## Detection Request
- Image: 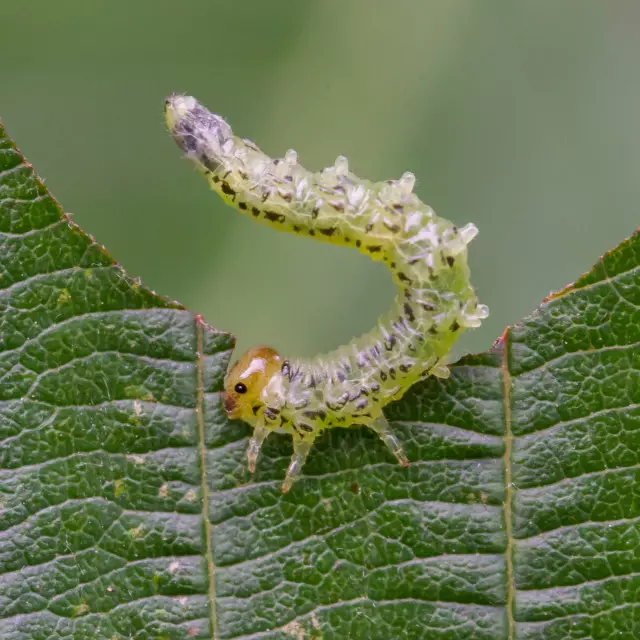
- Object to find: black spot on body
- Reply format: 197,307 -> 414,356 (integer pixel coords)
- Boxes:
238,202 -> 247,210
403,302 -> 415,322
380,371 -> 387,381
397,272 -> 412,285
384,335 -> 397,351
355,239 -> 361,248
367,245 -> 381,253
446,256 -> 455,267
251,207 -> 260,217
320,227 -> 336,236
212,175 -> 221,183
303,409 -> 326,421
399,364 -> 411,373
221,182 -> 236,198
252,405 -> 261,415
450,320 -> 460,332
299,423 -> 314,433
265,210 -> 285,223
202,155 -> 221,172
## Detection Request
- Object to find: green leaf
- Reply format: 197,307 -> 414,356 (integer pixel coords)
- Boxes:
0,122 -> 638,640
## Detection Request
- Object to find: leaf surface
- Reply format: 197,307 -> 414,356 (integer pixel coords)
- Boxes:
0,123 -> 638,639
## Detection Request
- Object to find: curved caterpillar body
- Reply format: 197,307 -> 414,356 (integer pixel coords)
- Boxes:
165,94 -> 488,493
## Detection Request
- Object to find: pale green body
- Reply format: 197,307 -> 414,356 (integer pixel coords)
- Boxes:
165,95 -> 488,491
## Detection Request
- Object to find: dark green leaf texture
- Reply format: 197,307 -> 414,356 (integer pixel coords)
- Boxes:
0,123 -> 638,640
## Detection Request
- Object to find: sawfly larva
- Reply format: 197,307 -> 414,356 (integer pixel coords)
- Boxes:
165,94 -> 488,493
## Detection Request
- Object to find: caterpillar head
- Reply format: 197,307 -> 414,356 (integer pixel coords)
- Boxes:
223,347 -> 282,422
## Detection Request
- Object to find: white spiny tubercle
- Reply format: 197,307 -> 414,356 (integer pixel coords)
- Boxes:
399,171 -> 416,193
460,222 -> 479,244
284,149 -> 298,165
476,304 -> 490,319
334,155 -> 349,175
321,165 -> 336,182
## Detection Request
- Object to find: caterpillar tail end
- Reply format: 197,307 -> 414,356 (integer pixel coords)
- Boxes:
164,93 -> 233,159
164,94 -> 198,132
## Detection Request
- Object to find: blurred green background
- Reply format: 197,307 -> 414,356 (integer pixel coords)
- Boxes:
2,1 -> 638,360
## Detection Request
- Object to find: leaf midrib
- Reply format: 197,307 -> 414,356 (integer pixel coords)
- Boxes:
501,327 -> 515,640
196,315 -> 219,638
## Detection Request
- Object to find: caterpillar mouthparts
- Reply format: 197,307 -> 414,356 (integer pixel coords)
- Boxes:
165,94 -> 488,493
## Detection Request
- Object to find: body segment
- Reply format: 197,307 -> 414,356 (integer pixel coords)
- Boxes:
165,94 -> 488,492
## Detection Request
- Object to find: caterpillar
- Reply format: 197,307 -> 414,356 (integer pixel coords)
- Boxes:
165,94 -> 488,493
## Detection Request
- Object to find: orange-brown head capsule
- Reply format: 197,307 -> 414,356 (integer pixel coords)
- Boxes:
222,346 -> 282,422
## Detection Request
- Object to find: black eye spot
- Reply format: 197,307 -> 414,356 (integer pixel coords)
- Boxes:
234,383 -> 248,394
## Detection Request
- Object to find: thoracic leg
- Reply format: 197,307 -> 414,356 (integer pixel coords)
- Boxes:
246,423 -> 269,473
281,437 -> 313,494
368,416 -> 409,467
